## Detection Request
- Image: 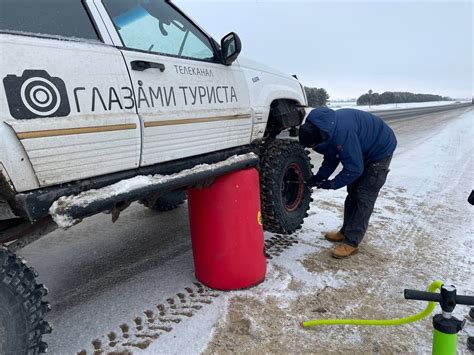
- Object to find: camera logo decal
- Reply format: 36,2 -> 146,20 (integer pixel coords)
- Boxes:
3,70 -> 71,119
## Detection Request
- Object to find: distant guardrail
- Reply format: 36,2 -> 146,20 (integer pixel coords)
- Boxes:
372,103 -> 472,120
284,102 -> 472,140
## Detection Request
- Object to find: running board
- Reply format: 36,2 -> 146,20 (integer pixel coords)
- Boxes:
49,153 -> 259,229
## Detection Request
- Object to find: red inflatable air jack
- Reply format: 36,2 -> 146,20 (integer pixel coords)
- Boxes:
188,168 -> 266,290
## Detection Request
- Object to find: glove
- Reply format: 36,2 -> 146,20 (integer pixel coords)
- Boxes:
306,174 -> 326,187
316,180 -> 333,190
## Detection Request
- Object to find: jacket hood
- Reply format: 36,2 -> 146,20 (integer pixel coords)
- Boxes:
306,107 -> 337,140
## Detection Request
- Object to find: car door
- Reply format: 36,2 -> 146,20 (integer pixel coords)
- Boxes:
98,0 -> 253,166
0,0 -> 141,188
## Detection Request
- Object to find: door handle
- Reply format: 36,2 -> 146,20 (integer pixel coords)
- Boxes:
131,60 -> 166,72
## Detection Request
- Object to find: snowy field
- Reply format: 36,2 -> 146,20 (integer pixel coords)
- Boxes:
19,106 -> 473,354
327,100 -> 469,112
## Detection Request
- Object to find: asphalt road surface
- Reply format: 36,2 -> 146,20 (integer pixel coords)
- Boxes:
18,105 -> 473,354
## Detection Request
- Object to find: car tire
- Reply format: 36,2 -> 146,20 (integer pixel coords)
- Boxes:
144,190 -> 187,212
0,247 -> 51,355
259,139 -> 313,234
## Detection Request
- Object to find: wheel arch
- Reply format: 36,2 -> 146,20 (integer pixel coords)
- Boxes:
264,97 -> 306,139
0,122 -> 39,193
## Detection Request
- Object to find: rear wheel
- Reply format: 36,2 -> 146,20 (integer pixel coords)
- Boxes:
0,247 -> 51,354
259,139 -> 313,234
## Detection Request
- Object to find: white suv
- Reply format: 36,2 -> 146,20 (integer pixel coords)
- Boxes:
0,1 -> 311,353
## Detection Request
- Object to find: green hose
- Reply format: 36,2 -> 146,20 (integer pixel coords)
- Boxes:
302,280 -> 443,328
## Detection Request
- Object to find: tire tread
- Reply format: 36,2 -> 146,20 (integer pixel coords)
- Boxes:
259,139 -> 312,234
0,247 -> 50,354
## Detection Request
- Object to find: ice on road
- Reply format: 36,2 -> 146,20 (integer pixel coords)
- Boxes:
19,107 -> 473,354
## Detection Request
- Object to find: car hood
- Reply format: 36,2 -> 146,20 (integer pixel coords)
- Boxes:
237,56 -> 297,81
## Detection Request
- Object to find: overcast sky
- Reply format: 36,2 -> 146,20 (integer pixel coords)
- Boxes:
175,0 -> 472,100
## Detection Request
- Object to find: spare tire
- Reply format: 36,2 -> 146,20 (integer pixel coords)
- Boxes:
143,190 -> 187,212
0,247 -> 51,354
259,139 -> 313,234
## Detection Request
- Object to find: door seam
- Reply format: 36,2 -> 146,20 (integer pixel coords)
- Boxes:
118,50 -> 144,167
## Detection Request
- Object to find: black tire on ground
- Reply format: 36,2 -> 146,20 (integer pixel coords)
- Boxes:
0,247 -> 51,355
144,190 -> 187,212
259,139 -> 313,234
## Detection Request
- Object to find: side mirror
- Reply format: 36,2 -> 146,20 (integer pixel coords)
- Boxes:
221,32 -> 242,65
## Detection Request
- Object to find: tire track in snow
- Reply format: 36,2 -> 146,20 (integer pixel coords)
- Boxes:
372,109 -> 471,276
77,282 -> 219,354
77,234 -> 299,354
264,234 -> 300,259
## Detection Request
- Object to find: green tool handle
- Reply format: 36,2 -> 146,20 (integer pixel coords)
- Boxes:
432,329 -> 457,355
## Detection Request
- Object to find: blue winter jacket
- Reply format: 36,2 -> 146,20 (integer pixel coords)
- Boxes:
306,107 -> 397,190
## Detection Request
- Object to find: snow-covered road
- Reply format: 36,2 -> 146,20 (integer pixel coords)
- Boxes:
19,106 -> 473,354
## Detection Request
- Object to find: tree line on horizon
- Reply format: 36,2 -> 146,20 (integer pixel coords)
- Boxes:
304,87 -> 330,107
303,86 -> 456,107
356,90 -> 452,106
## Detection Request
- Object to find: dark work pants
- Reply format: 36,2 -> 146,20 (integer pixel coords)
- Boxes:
340,155 -> 392,247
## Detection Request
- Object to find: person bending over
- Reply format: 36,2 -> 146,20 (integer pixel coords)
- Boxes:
299,107 -> 397,258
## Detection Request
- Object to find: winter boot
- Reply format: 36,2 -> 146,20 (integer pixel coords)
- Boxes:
325,231 -> 345,243
332,244 -> 359,259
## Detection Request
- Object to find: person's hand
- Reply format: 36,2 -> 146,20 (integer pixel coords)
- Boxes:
316,180 -> 333,190
306,174 -> 325,187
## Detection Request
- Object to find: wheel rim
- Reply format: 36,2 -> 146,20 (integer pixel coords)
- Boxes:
281,163 -> 305,212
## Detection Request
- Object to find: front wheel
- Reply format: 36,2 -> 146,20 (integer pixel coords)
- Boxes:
259,139 -> 313,234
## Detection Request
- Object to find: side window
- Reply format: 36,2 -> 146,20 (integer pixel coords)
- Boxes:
103,0 -> 216,61
181,32 -> 214,59
0,0 -> 99,41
